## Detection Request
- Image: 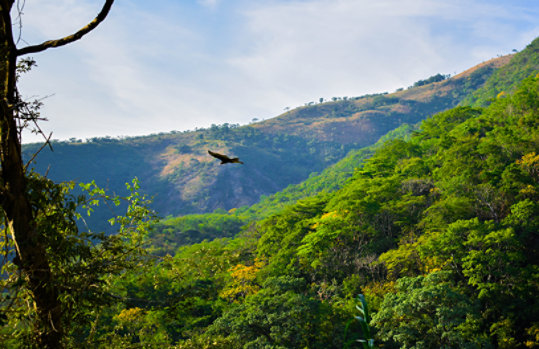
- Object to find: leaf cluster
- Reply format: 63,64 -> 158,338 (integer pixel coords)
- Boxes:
0,176 -> 156,347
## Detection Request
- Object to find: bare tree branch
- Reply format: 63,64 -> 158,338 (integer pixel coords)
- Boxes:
16,0 -> 114,56
15,0 -> 28,45
23,132 -> 52,172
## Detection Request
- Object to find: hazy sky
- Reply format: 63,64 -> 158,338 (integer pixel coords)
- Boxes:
17,0 -> 539,142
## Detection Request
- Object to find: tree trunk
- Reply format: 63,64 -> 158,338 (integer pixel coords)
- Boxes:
0,3 -> 63,347
0,1 -> 114,345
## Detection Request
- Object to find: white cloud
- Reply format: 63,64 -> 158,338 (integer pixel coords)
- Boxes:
18,0 -> 539,142
224,0 -> 537,103
197,0 -> 221,10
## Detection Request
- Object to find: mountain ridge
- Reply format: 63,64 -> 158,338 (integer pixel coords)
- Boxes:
23,47 -> 531,221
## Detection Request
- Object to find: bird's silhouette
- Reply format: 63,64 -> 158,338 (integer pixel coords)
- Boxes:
208,150 -> 244,165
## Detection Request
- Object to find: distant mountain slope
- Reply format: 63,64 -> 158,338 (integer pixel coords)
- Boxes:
235,40 -> 537,220
147,124 -> 415,254
228,39 -> 537,223
461,37 -> 539,106
252,53 -> 511,145
24,47 -> 526,219
236,123 -> 416,219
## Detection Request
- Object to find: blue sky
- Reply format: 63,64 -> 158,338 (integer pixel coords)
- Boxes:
17,0 -> 539,142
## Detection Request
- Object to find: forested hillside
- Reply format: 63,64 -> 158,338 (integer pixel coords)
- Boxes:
23,50 -> 517,219
36,70 -> 537,348
148,124 -> 415,255
148,38 -> 539,252
235,123 -> 416,220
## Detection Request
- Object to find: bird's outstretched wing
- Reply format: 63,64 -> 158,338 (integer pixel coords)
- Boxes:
208,150 -> 230,162
208,150 -> 243,165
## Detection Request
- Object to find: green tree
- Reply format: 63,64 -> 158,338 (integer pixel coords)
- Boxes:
372,272 -> 486,348
207,276 -> 339,348
0,2 -> 127,347
0,175 -> 155,347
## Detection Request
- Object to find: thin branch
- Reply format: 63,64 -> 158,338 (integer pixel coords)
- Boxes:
14,0 -> 26,45
16,0 -> 114,56
23,132 -> 52,172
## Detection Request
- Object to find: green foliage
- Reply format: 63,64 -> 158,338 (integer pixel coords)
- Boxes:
238,123 -> 416,220
0,175 -> 155,347
149,213 -> 246,255
354,294 -> 375,349
90,235 -> 257,347
412,73 -> 450,87
372,272 -> 486,348
206,276 -> 341,348
213,74 -> 537,347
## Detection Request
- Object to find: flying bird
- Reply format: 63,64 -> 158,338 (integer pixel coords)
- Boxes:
208,150 -> 244,165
